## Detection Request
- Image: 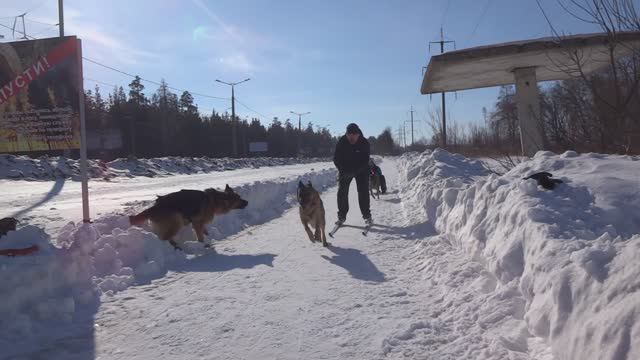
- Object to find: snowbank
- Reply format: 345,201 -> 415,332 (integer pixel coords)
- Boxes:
0,225 -> 101,351
398,149 -> 640,360
0,154 -> 328,181
0,166 -> 337,350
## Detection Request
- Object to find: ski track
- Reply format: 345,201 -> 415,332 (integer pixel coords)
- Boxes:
6,159 -> 550,360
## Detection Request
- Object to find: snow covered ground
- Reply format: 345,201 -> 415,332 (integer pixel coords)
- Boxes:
1,161 -> 339,359
0,154 -> 328,181
0,161 -> 335,236
1,151 -> 638,359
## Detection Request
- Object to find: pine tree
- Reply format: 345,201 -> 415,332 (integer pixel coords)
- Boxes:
128,76 -> 146,105
179,91 -> 197,114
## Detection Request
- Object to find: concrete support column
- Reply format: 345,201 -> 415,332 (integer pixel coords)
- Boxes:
513,67 -> 544,157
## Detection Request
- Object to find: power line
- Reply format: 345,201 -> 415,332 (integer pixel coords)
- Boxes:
0,24 -> 231,103
31,23 -> 58,37
0,0 -> 48,20
83,57 -> 229,100
86,75 -> 235,106
0,21 -> 32,39
468,0 -> 492,41
82,57 -> 157,83
0,1 -> 51,37
84,77 -> 118,89
2,20 -> 238,107
234,97 -> 271,119
25,18 -> 57,26
23,0 -> 49,15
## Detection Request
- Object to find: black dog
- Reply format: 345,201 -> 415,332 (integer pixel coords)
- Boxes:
523,172 -> 563,190
0,217 -> 18,237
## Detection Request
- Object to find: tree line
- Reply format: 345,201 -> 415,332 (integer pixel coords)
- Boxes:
84,77 -> 333,159
84,77 -> 399,159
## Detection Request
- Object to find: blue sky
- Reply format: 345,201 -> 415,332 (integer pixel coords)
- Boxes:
2,0 -> 610,140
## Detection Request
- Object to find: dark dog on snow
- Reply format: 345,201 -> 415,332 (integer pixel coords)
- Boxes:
129,185 -> 248,249
297,181 -> 328,247
524,172 -> 563,190
369,163 -> 382,200
0,217 -> 18,237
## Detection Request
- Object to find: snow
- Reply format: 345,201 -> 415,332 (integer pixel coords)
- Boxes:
0,225 -> 99,351
398,149 -> 640,360
0,161 -> 336,235
1,150 -> 638,360
1,163 -> 337,358
0,154 -> 328,181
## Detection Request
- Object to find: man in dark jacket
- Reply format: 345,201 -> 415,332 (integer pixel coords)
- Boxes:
333,123 -> 372,225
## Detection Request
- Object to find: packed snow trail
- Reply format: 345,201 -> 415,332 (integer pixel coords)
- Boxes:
83,159 -> 418,360
0,157 -> 552,359
6,158 -> 545,360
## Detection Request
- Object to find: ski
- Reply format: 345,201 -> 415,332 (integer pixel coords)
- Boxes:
328,222 -> 343,238
362,223 -> 372,236
329,221 -> 372,237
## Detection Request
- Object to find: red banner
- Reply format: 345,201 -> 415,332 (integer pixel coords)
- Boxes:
0,36 -> 81,152
0,37 -> 77,106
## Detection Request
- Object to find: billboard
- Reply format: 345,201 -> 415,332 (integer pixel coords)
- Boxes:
249,141 -> 268,152
0,36 -> 81,152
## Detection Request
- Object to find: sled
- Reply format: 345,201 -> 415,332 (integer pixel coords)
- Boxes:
0,245 -> 40,257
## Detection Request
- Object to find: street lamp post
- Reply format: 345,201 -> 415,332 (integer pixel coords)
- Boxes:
216,78 -> 251,157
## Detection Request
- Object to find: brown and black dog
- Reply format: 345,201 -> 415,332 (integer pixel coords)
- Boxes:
297,181 -> 328,247
129,185 -> 248,248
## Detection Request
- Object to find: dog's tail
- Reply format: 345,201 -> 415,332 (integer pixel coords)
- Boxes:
129,207 -> 154,226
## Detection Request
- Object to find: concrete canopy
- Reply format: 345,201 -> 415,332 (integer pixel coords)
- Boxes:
421,31 -> 640,94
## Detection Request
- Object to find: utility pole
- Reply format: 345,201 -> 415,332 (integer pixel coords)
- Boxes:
129,116 -> 136,156
231,85 -> 235,155
216,78 -> 251,157
12,14 -> 27,40
290,111 -> 310,156
58,0 -> 64,37
59,0 -> 70,155
410,106 -> 415,147
403,122 -> 407,148
429,27 -> 455,149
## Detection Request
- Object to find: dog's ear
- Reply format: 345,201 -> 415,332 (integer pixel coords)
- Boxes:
298,180 -> 304,188
225,184 -> 232,193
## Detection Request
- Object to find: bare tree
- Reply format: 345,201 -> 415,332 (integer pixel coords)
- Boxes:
536,0 -> 640,153
427,109 -> 444,147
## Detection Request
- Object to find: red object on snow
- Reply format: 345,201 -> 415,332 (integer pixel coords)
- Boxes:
0,245 -> 40,257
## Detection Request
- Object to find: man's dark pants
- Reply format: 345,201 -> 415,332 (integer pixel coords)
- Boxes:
337,171 -> 370,221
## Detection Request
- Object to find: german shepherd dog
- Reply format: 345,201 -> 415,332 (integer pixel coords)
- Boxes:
297,181 -> 328,247
129,185 -> 248,249
369,170 -> 381,200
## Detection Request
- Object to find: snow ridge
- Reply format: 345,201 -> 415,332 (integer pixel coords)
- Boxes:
398,149 -> 640,360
